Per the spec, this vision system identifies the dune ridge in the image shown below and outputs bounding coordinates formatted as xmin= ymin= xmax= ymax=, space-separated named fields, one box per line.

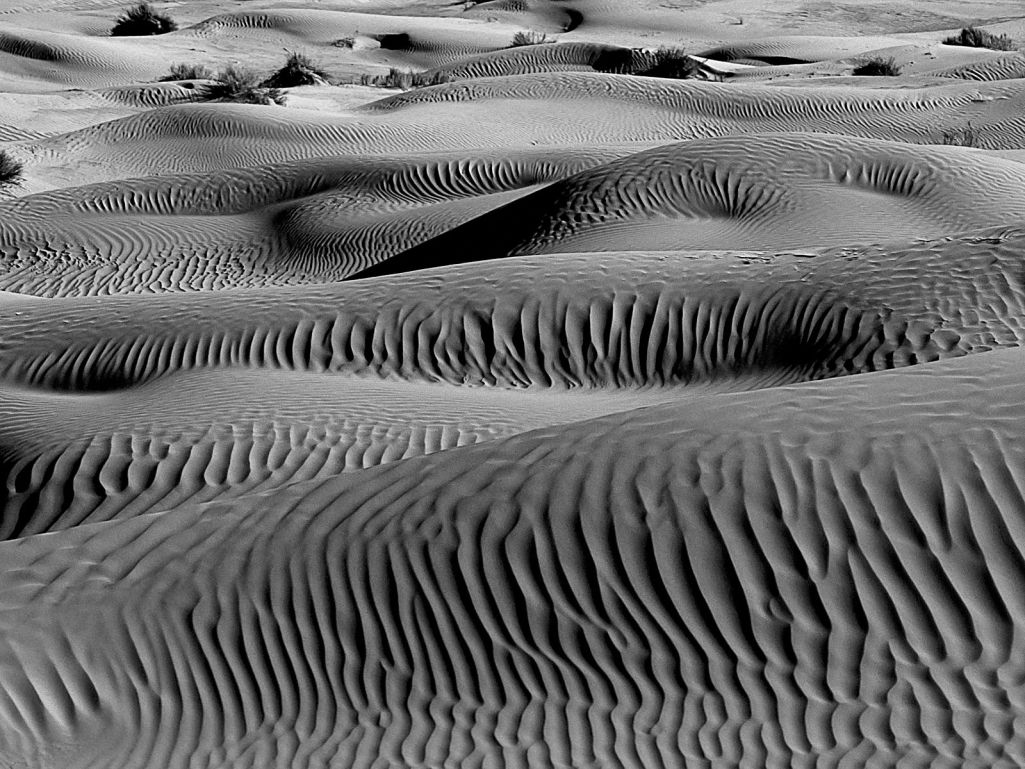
xmin=2 ymin=348 xmax=1024 ymax=768
xmin=3 ymin=0 xmax=1025 ymax=766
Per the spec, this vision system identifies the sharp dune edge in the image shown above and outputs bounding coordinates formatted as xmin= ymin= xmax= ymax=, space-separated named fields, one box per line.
xmin=3 ymin=0 xmax=1025 ymax=767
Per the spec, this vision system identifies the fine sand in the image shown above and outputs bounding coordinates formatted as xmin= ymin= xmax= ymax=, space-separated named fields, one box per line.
xmin=2 ymin=0 xmax=1025 ymax=767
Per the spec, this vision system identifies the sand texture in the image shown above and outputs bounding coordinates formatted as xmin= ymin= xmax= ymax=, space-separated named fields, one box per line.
xmin=2 ymin=0 xmax=1025 ymax=767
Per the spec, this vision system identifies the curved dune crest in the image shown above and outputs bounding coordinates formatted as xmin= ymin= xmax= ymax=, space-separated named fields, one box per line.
xmin=0 ymin=148 xmax=630 ymax=294
xmin=2 ymin=348 xmax=1025 ymax=767
xmin=18 ymin=74 xmax=1025 ymax=189
xmin=0 ymin=240 xmax=1023 ymax=538
xmin=362 ymin=133 xmax=1025 ymax=272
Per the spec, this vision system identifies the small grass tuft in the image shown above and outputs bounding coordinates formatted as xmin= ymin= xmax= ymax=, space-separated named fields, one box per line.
xmin=360 ymin=68 xmax=452 ymax=90
xmin=940 ymin=123 xmax=981 ymax=147
xmin=261 ymin=51 xmax=330 ymax=88
xmin=852 ymin=56 xmax=901 ymax=76
xmin=0 ymin=150 xmax=24 ymax=192
xmin=204 ymin=65 xmax=286 ymax=105
xmin=510 ymin=31 xmax=550 ymax=47
xmin=943 ymin=26 xmax=1015 ymax=51
xmin=159 ymin=63 xmax=213 ymax=82
xmin=111 ymin=3 xmax=177 ymax=36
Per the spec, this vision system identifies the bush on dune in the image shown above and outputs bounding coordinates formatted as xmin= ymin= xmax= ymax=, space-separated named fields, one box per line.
xmin=159 ymin=63 xmax=214 ymax=82
xmin=261 ymin=51 xmax=331 ymax=88
xmin=360 ymin=68 xmax=452 ymax=90
xmin=940 ymin=123 xmax=982 ymax=147
xmin=0 ymin=151 xmax=23 ymax=191
xmin=204 ymin=65 xmax=286 ymax=105
xmin=943 ymin=26 xmax=1015 ymax=51
xmin=852 ymin=56 xmax=901 ymax=76
xmin=111 ymin=3 xmax=177 ymax=36
xmin=639 ymin=46 xmax=700 ymax=78
xmin=510 ymin=31 xmax=550 ymax=47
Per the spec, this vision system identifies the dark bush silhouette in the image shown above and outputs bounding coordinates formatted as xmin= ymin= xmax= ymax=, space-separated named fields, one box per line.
xmin=261 ymin=51 xmax=330 ymax=88
xmin=943 ymin=26 xmax=1015 ymax=51
xmin=0 ymin=150 xmax=24 ymax=191
xmin=111 ymin=3 xmax=177 ymax=36
xmin=852 ymin=57 xmax=901 ymax=76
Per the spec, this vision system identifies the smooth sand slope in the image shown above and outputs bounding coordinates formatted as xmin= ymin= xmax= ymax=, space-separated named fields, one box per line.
xmin=3 ymin=0 xmax=1025 ymax=767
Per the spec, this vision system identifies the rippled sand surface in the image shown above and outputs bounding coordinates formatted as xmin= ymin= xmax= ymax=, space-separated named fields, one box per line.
xmin=2 ymin=0 xmax=1025 ymax=766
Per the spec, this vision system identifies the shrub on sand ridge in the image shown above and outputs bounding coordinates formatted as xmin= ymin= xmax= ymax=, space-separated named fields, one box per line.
xmin=940 ymin=123 xmax=981 ymax=147
xmin=159 ymin=63 xmax=213 ymax=82
xmin=942 ymin=26 xmax=1015 ymax=51
xmin=852 ymin=56 xmax=901 ymax=76
xmin=111 ymin=3 xmax=177 ymax=36
xmin=0 ymin=150 xmax=23 ymax=191
xmin=205 ymin=65 xmax=286 ymax=105
xmin=360 ymin=68 xmax=452 ymax=90
xmin=510 ymin=31 xmax=550 ymax=47
xmin=261 ymin=51 xmax=331 ymax=88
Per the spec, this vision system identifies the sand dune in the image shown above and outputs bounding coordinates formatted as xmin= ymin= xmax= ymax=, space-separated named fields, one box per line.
xmin=3 ymin=0 xmax=1025 ymax=766
xmin=1 ymin=240 xmax=1023 ymax=540
xmin=11 ymin=74 xmax=1025 ymax=191
xmin=367 ymin=133 xmax=1025 ymax=269
xmin=2 ymin=348 xmax=1025 ymax=767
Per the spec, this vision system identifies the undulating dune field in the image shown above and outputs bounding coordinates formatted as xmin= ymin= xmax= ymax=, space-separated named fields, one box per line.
xmin=2 ymin=0 xmax=1025 ymax=766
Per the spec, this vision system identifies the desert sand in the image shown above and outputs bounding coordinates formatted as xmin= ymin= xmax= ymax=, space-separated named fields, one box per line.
xmin=2 ymin=0 xmax=1025 ymax=766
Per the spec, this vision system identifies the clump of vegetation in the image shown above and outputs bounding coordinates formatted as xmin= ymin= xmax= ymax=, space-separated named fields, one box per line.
xmin=943 ymin=26 xmax=1015 ymax=51
xmin=360 ymin=68 xmax=452 ymax=89
xmin=594 ymin=46 xmax=699 ymax=79
xmin=204 ymin=65 xmax=285 ymax=105
xmin=261 ymin=51 xmax=330 ymax=88
xmin=510 ymin=31 xmax=550 ymax=47
xmin=111 ymin=2 xmax=177 ymax=36
xmin=333 ymin=37 xmax=356 ymax=48
xmin=159 ymin=63 xmax=213 ymax=82
xmin=633 ymin=46 xmax=700 ymax=79
xmin=852 ymin=56 xmax=901 ymax=76
xmin=940 ymin=123 xmax=981 ymax=147
xmin=0 ymin=150 xmax=23 ymax=192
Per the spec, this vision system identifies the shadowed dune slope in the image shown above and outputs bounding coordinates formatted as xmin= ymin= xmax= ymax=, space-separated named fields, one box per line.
xmin=1 ymin=242 xmax=1023 ymax=393
xmin=7 ymin=133 xmax=1025 ymax=295
xmin=0 ymin=148 xmax=632 ymax=295
xmin=1 ymin=348 xmax=1024 ymax=767
xmin=0 ymin=241 xmax=1023 ymax=537
xmin=360 ymin=133 xmax=1025 ymax=273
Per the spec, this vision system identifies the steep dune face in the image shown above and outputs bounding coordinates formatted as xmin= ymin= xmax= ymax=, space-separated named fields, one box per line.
xmin=2 ymin=349 xmax=1024 ymax=768
xmin=363 ymin=134 xmax=1025 ymax=273
xmin=4 ymin=0 xmax=1025 ymax=766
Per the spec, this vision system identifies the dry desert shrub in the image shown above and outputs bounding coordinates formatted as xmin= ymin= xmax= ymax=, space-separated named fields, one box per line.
xmin=594 ymin=46 xmax=699 ymax=79
xmin=360 ymin=69 xmax=452 ymax=89
xmin=159 ymin=63 xmax=214 ymax=82
xmin=852 ymin=56 xmax=901 ymax=76
xmin=510 ymin=31 xmax=550 ymax=47
xmin=940 ymin=123 xmax=982 ymax=147
xmin=261 ymin=51 xmax=331 ymax=88
xmin=0 ymin=150 xmax=24 ymax=191
xmin=111 ymin=3 xmax=177 ymax=36
xmin=943 ymin=26 xmax=1015 ymax=51
xmin=205 ymin=65 xmax=286 ymax=105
